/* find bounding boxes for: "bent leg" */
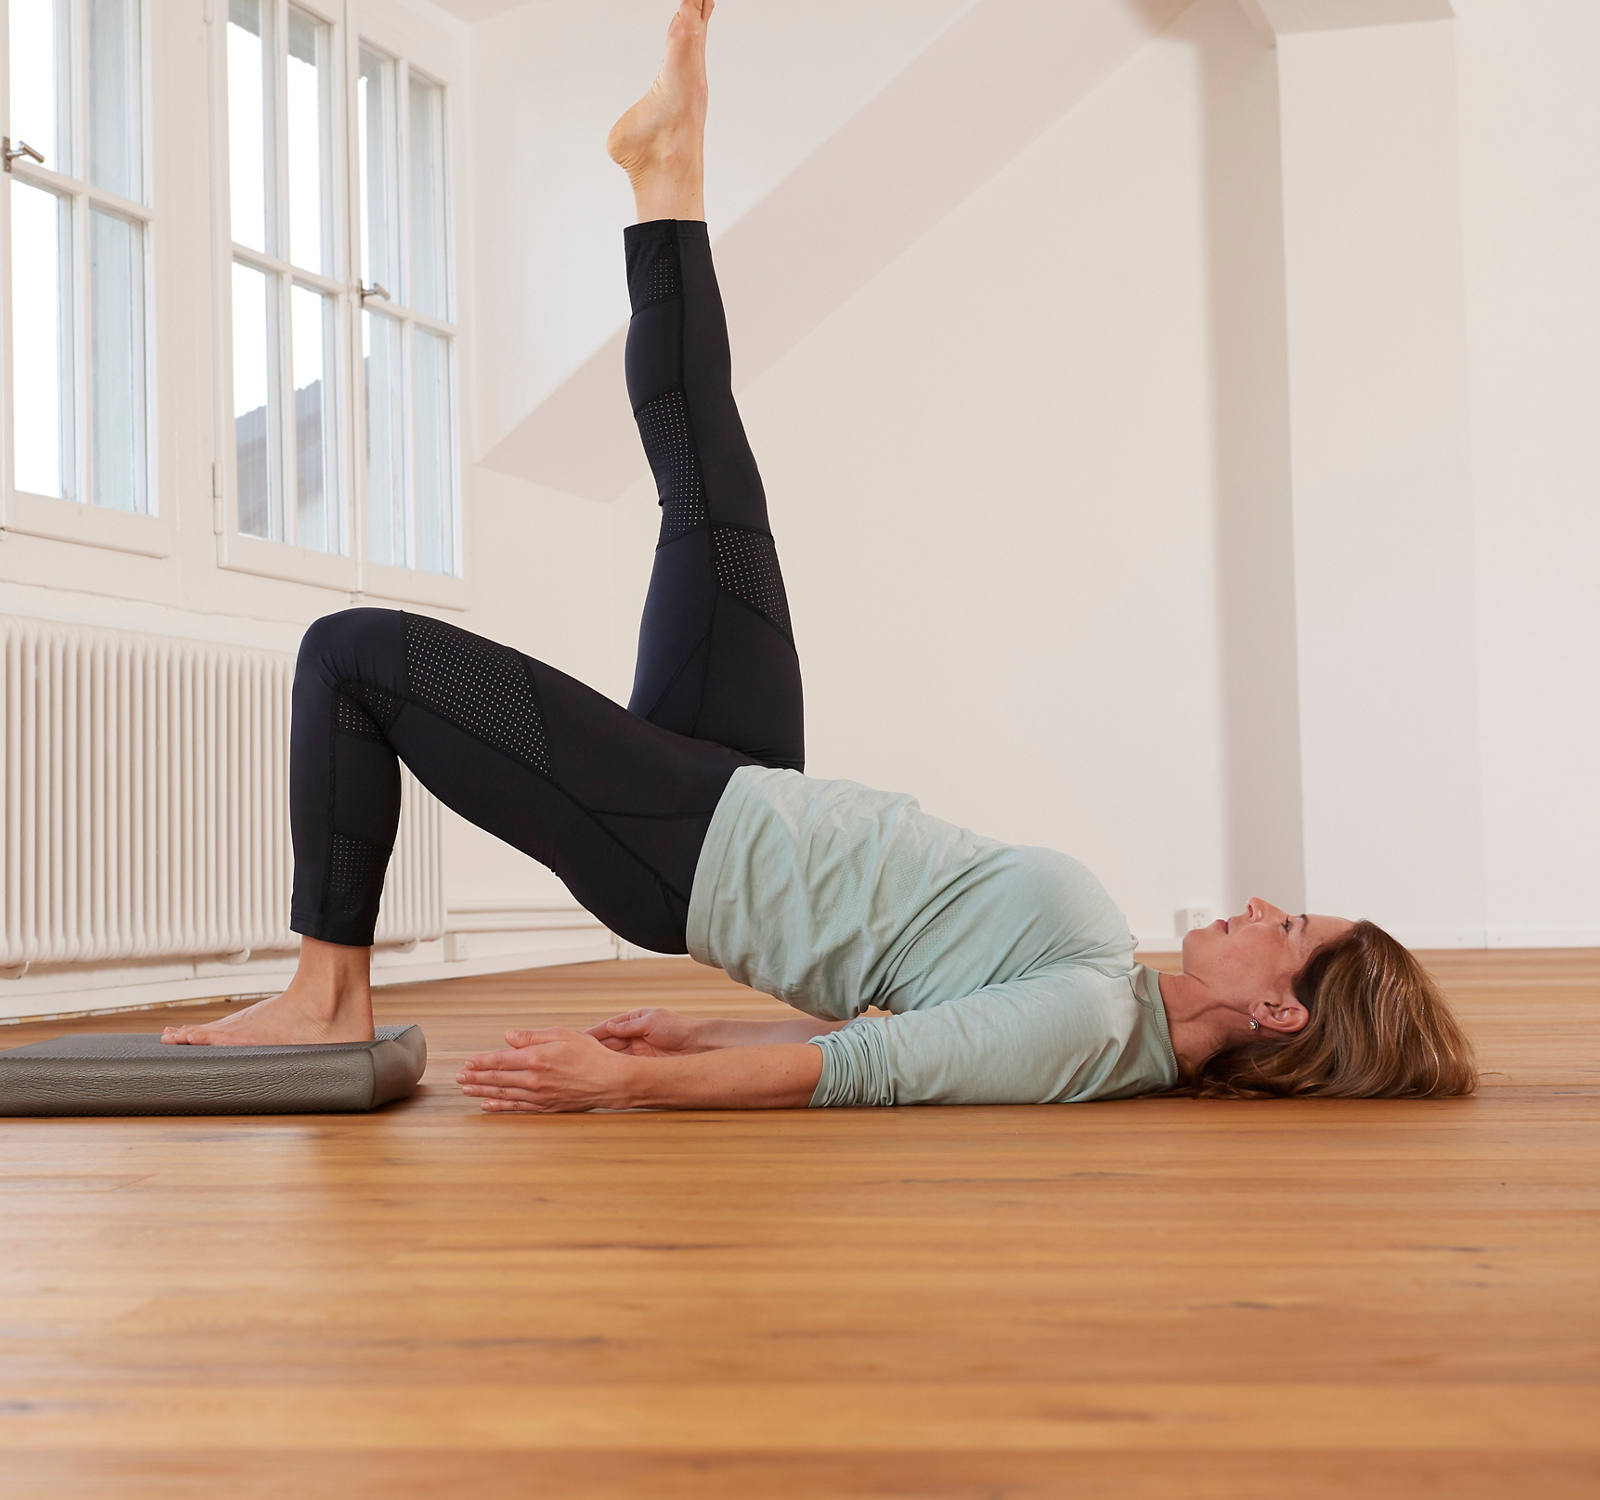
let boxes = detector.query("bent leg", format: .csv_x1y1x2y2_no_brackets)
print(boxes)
623,218,805,770
288,606,755,953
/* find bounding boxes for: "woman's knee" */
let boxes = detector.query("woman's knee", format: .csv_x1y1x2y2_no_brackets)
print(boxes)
297,607,401,670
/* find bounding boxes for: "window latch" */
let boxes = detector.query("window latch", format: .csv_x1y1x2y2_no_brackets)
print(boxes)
2,138,45,172
358,281,391,303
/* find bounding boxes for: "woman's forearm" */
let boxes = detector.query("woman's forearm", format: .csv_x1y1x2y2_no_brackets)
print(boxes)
628,1042,824,1109
697,1014,849,1048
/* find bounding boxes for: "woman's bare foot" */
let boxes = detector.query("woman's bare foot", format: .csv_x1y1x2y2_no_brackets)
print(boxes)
606,0,713,212
160,976,375,1047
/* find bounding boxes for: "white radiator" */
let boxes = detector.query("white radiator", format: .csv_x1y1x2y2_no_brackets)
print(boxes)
0,615,444,974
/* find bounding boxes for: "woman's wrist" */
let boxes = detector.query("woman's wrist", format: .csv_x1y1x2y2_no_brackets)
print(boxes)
615,1052,652,1108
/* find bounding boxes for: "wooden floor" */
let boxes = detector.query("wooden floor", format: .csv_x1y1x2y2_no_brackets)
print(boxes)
2,949,1597,1499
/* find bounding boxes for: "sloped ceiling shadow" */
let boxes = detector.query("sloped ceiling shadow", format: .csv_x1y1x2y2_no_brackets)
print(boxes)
479,0,1192,501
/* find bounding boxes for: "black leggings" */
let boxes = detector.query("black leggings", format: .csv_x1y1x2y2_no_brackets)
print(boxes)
287,219,803,954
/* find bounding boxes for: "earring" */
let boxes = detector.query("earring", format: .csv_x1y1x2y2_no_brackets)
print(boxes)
1248,1018,1260,1031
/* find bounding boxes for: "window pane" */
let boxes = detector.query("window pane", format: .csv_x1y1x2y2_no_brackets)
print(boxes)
363,310,404,567
408,74,447,319
10,182,74,500
88,0,142,200
356,46,398,297
291,284,338,553
287,7,333,276
227,0,273,254
89,209,147,513
9,0,69,174
232,261,280,540
412,329,453,575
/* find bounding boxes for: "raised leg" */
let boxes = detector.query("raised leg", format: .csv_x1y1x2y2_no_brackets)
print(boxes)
608,0,804,770
622,221,804,768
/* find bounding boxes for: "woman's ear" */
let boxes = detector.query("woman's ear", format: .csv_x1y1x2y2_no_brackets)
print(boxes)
1261,992,1310,1035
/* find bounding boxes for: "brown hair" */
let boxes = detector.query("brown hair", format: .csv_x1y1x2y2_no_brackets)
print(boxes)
1169,920,1478,1099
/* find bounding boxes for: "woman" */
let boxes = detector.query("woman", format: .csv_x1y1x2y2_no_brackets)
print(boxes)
164,0,1476,1112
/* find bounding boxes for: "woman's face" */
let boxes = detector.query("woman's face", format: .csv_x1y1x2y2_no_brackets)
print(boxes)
1181,897,1356,1023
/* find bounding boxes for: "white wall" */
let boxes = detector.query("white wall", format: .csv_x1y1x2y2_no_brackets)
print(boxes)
1456,0,1600,946
1274,17,1486,944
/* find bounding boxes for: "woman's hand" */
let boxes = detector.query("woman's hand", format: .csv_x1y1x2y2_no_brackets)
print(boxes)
456,1027,638,1113
585,1006,709,1057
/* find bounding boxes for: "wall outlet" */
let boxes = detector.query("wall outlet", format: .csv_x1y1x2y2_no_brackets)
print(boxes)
1174,907,1216,937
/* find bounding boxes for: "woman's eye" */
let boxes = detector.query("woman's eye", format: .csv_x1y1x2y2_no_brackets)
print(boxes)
1282,918,1293,933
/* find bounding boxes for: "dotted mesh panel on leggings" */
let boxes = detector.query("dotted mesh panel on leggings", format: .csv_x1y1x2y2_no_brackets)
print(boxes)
713,526,793,639
335,690,386,741
627,238,682,312
402,611,554,778
347,678,400,730
329,832,389,911
643,252,681,308
635,387,706,545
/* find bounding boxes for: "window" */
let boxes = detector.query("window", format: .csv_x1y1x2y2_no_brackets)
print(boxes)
216,0,461,592
357,46,456,577
2,0,153,531
225,0,339,552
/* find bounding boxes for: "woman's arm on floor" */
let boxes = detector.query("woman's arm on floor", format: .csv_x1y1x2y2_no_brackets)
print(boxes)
459,1029,824,1112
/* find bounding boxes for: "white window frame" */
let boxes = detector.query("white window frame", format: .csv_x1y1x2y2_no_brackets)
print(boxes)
0,0,166,559
206,0,466,608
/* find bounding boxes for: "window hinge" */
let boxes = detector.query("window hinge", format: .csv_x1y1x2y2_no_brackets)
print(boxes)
212,460,223,498
211,463,225,534
203,0,215,24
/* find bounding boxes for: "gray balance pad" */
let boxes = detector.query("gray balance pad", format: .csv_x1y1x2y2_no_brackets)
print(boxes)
0,1024,427,1116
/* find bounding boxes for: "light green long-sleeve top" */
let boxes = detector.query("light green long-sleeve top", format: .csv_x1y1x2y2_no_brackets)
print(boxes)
684,766,1179,1108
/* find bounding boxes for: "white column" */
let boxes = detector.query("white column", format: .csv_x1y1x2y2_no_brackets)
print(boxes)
1255,5,1486,943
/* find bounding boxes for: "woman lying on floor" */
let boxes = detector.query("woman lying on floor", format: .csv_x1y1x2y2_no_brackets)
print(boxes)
163,0,1477,1112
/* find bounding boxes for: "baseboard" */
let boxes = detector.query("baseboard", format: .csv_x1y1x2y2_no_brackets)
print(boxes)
614,939,690,961
1122,923,1600,959
1483,926,1600,949
0,905,624,1027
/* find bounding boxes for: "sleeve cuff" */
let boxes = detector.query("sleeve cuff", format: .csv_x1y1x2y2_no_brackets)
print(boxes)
805,1020,893,1108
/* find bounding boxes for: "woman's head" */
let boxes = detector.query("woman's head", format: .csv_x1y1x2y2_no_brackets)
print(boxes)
1173,899,1478,1099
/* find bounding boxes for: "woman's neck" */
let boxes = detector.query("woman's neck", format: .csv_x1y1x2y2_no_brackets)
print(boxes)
1155,969,1238,1076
